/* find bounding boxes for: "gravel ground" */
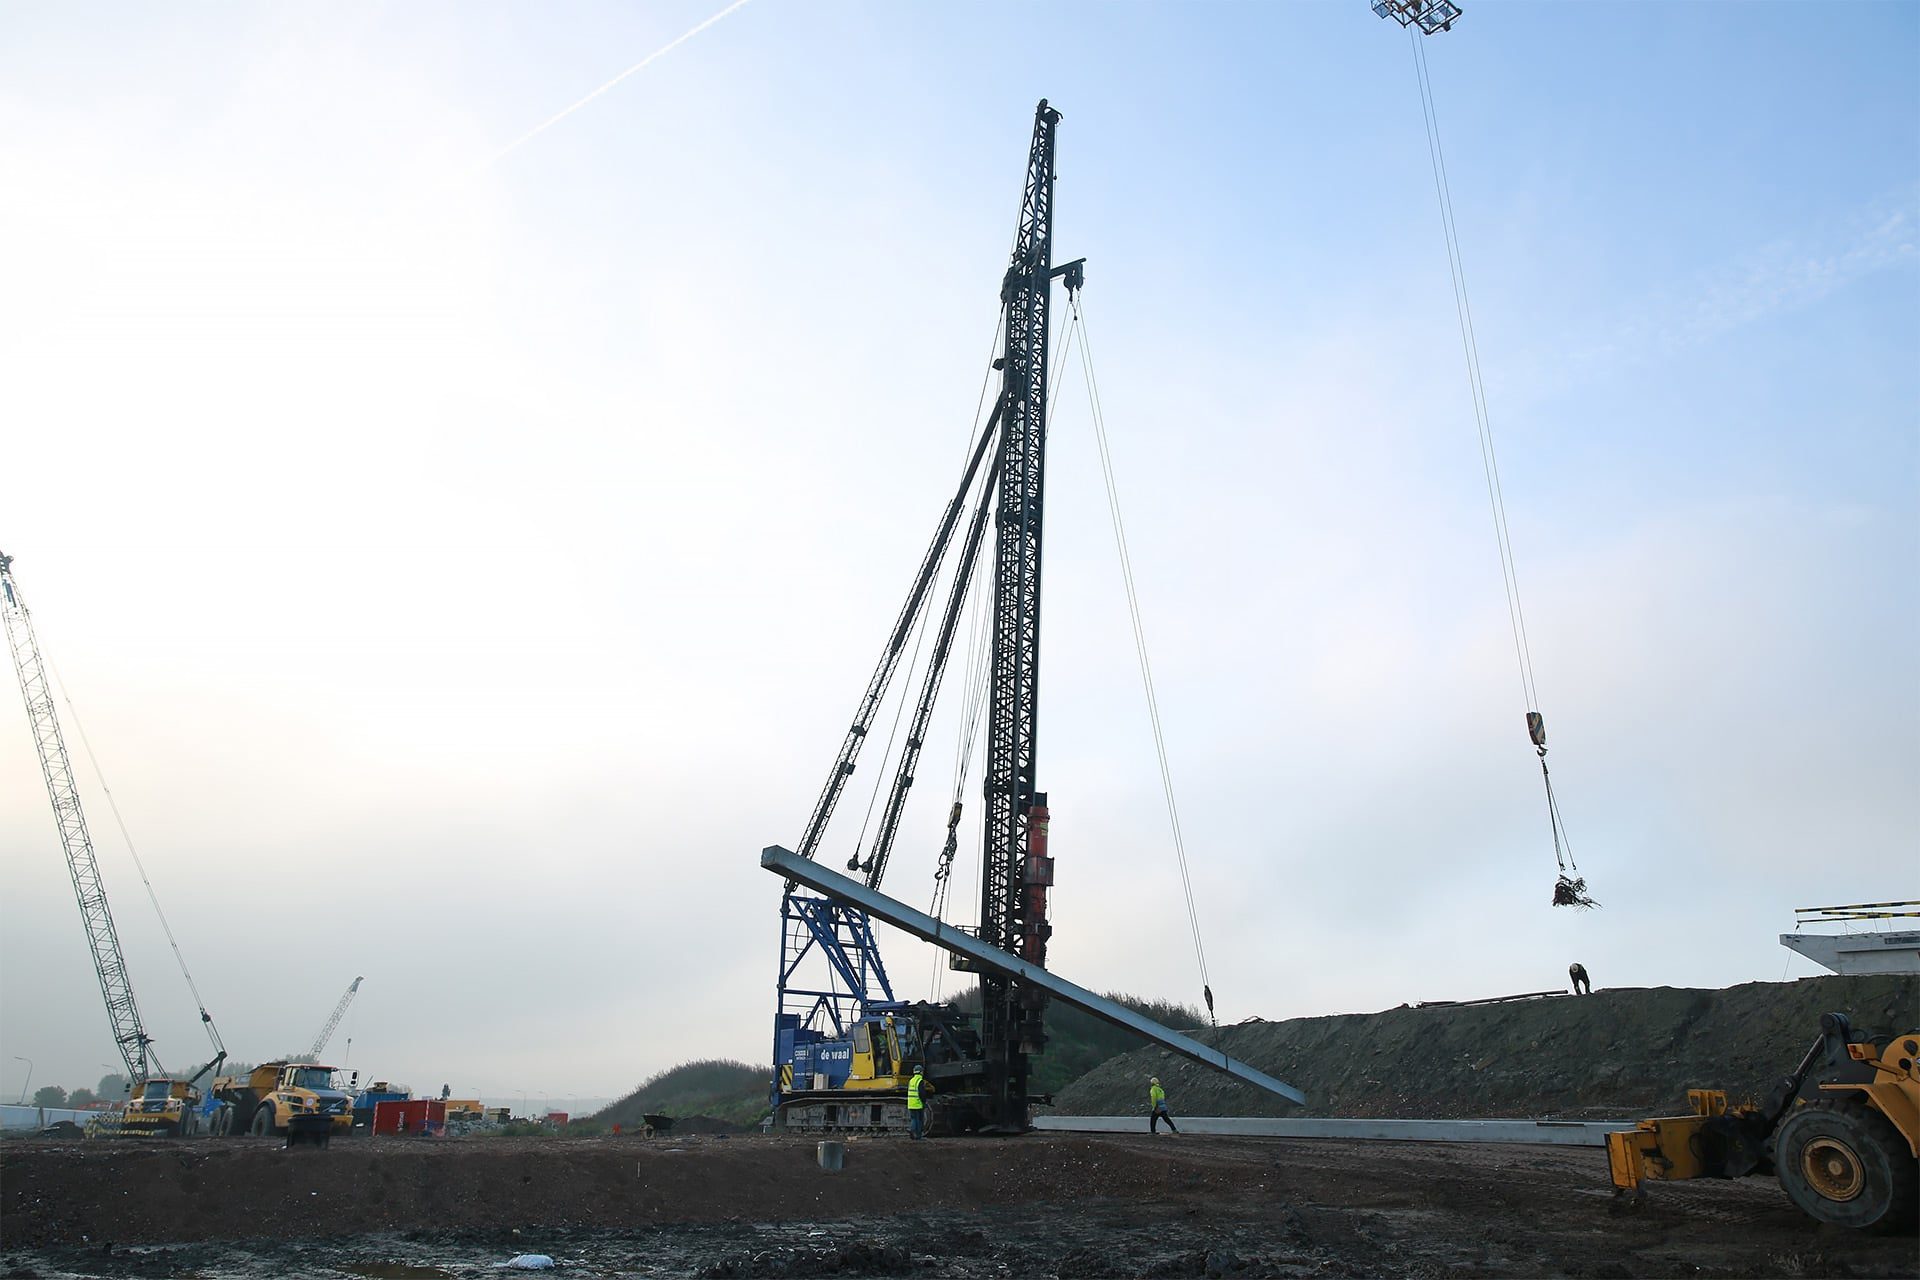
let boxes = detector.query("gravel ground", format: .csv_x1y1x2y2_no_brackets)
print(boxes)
2,1131,1913,1278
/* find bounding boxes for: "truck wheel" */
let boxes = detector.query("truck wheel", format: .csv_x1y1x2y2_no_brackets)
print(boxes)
1775,1099,1919,1233
249,1104,276,1138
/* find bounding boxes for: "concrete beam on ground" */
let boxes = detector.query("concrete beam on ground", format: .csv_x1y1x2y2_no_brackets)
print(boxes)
1032,1114,1637,1147
761,844,1307,1106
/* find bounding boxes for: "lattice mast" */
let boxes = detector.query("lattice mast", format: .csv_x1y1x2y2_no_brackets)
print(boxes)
309,975,363,1059
978,100,1076,1130
0,551,156,1081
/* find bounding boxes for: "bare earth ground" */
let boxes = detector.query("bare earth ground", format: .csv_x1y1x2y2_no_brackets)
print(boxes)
1,1133,1914,1279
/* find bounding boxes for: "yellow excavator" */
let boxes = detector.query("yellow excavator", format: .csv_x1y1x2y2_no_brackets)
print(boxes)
1607,1013,1918,1233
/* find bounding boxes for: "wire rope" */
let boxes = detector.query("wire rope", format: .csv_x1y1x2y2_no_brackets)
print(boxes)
49,661,226,1058
1409,31,1540,715
1409,35,1589,903
1070,296,1215,1020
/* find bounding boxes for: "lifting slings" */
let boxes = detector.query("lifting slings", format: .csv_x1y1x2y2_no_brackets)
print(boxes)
1531,712,1596,909
1404,30,1598,908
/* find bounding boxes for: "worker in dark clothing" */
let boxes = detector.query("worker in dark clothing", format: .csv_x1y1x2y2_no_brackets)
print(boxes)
1148,1076,1179,1134
1569,962,1592,996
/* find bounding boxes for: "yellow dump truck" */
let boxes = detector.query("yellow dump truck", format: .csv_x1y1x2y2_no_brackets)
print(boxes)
87,1075,220,1138
212,1061,356,1138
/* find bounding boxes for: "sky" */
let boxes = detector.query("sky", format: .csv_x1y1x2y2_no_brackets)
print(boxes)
1,1,1914,1107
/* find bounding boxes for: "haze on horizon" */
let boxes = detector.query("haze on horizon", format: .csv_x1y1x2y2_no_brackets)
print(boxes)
2,1,1914,1105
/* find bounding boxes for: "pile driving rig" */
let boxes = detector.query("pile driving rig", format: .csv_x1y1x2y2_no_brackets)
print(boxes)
770,100,1078,1135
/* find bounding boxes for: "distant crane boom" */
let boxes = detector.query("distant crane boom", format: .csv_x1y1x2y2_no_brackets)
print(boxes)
0,551,156,1080
310,976,364,1059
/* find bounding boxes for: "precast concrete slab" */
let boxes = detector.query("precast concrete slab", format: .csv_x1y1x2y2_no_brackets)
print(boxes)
1779,930,1920,975
1032,1114,1637,1147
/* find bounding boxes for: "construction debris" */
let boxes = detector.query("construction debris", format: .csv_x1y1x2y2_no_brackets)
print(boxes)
1552,873,1599,909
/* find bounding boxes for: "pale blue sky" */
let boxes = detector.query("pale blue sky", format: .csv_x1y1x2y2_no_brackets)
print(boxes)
1,1,1913,1102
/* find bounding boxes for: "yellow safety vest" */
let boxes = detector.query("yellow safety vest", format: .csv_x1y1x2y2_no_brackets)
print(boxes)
907,1073,926,1110
1149,1084,1166,1109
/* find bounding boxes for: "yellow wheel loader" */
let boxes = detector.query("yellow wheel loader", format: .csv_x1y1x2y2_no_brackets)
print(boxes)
1607,1013,1918,1233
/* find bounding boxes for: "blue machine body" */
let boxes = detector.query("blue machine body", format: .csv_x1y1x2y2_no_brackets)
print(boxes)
771,891,896,1106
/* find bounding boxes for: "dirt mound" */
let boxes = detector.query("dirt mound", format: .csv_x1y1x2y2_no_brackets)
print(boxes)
593,1059,767,1132
1053,974,1918,1119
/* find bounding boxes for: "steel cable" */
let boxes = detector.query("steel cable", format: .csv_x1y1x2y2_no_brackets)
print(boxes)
1070,296,1214,1019
50,662,225,1060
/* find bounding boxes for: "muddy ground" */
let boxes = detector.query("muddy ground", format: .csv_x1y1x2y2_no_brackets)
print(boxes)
2,1133,1913,1278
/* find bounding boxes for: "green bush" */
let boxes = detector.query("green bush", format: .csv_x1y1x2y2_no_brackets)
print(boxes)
590,1059,769,1131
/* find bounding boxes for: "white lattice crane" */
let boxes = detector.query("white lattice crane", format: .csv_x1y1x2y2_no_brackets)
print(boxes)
2,550,159,1081
309,976,363,1059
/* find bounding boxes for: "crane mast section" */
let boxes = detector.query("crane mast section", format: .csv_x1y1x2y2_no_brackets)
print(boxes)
984,103,1059,956
863,449,1004,891
0,554,155,1081
795,404,1006,863
978,101,1063,1123
310,975,363,1059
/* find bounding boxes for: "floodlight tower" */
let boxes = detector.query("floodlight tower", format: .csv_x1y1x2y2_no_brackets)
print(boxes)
1373,0,1462,35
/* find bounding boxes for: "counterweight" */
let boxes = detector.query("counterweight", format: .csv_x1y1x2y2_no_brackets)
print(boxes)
0,552,155,1080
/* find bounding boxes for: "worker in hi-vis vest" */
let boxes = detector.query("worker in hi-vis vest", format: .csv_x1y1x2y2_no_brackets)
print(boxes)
1149,1076,1178,1134
907,1065,934,1140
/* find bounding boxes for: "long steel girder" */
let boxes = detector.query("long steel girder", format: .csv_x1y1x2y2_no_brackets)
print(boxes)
763,845,1308,1107
0,554,155,1080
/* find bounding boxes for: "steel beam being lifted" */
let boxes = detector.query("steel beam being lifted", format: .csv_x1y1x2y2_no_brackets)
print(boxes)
761,845,1307,1107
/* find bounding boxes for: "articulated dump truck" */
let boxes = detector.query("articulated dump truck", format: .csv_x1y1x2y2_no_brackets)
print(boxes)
212,1061,357,1139
87,1070,223,1138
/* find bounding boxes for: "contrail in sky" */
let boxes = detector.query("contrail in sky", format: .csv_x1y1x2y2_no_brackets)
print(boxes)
486,0,753,167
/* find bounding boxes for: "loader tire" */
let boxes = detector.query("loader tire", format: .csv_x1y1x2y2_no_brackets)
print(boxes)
250,1103,276,1138
1775,1098,1918,1234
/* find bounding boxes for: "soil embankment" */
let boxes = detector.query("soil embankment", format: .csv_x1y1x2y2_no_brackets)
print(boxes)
1054,974,1919,1118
